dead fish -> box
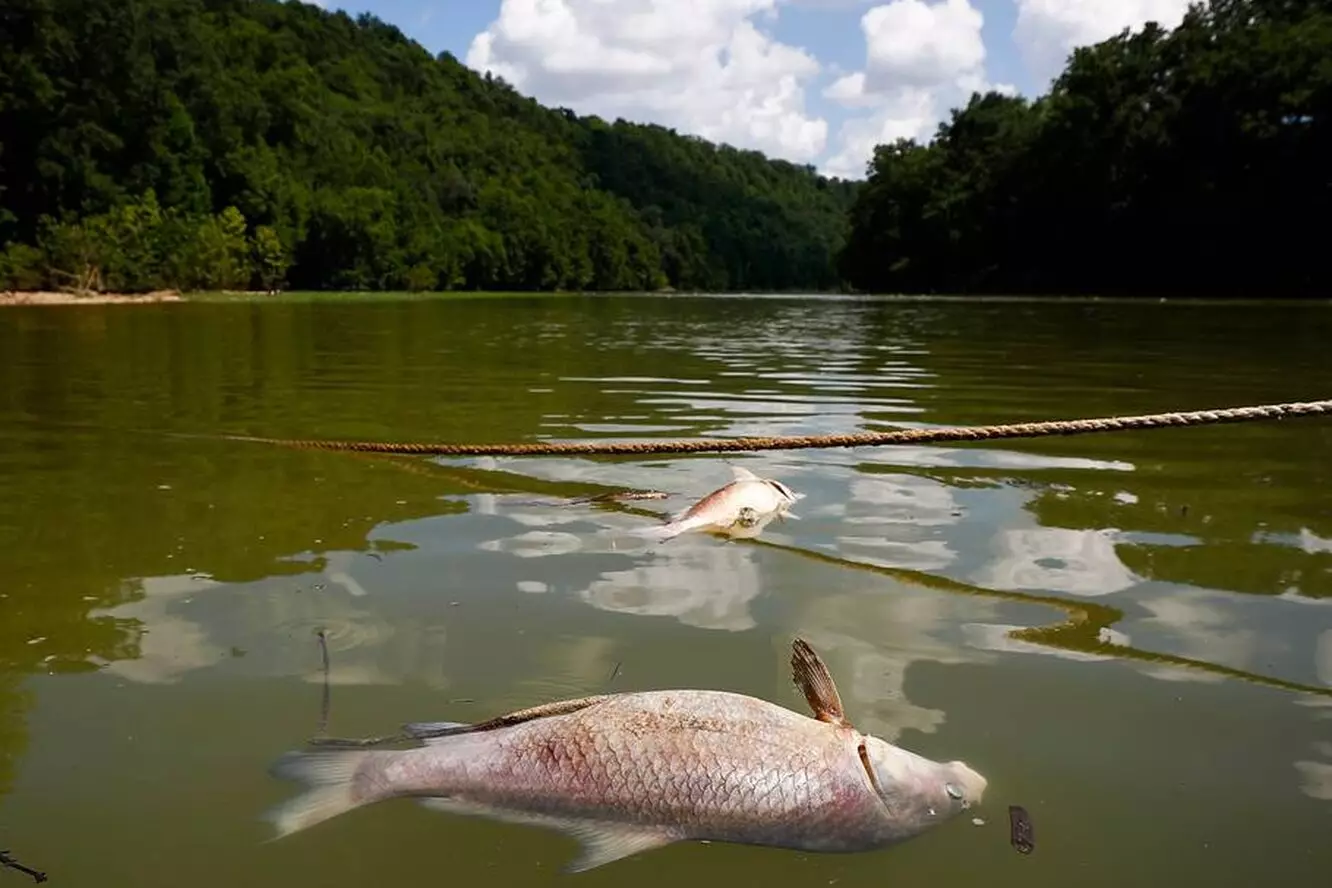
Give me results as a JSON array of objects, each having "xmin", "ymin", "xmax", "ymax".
[
  {"xmin": 638, "ymin": 465, "xmax": 803, "ymax": 543},
  {"xmin": 263, "ymin": 638, "xmax": 987, "ymax": 872}
]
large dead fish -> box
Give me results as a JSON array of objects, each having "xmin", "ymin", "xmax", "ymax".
[
  {"xmin": 637, "ymin": 464, "xmax": 803, "ymax": 543},
  {"xmin": 263, "ymin": 638, "xmax": 987, "ymax": 872}
]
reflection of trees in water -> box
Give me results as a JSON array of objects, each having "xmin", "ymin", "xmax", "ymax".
[
  {"xmin": 0, "ymin": 674, "xmax": 31, "ymax": 798},
  {"xmin": 0, "ymin": 576, "xmax": 142, "ymax": 800},
  {"xmin": 1018, "ymin": 468, "xmax": 1332, "ymax": 600}
]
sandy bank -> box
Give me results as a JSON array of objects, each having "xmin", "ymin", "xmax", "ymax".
[{"xmin": 0, "ymin": 289, "xmax": 183, "ymax": 306}]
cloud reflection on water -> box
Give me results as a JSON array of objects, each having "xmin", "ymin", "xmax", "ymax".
[
  {"xmin": 971, "ymin": 526, "xmax": 1140, "ymax": 597},
  {"xmin": 787, "ymin": 590, "xmax": 999, "ymax": 742},
  {"xmin": 577, "ymin": 542, "xmax": 764, "ymax": 632},
  {"xmin": 89, "ymin": 557, "xmax": 453, "ymax": 690}
]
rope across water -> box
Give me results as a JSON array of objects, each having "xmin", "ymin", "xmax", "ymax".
[{"xmin": 217, "ymin": 398, "xmax": 1332, "ymax": 457}]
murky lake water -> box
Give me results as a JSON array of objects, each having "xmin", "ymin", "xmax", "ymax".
[{"xmin": 1, "ymin": 294, "xmax": 1330, "ymax": 886}]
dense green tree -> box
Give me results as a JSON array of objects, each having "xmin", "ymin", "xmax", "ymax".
[
  {"xmin": 841, "ymin": 0, "xmax": 1331, "ymax": 297},
  {"xmin": 0, "ymin": 0, "xmax": 855, "ymax": 293}
]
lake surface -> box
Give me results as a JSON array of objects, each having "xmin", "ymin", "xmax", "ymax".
[{"xmin": 1, "ymin": 294, "xmax": 1330, "ymax": 887}]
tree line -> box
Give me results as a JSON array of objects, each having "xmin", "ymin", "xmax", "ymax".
[
  {"xmin": 839, "ymin": 0, "xmax": 1330, "ymax": 298},
  {"xmin": 0, "ymin": 0, "xmax": 857, "ymax": 294},
  {"xmin": 1, "ymin": 0, "xmax": 1326, "ymax": 297}
]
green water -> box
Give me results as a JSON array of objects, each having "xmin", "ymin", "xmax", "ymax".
[{"xmin": 1, "ymin": 294, "xmax": 1330, "ymax": 887}]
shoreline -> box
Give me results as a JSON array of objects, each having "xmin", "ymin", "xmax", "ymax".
[
  {"xmin": 3, "ymin": 289, "xmax": 1327, "ymax": 307},
  {"xmin": 1, "ymin": 289, "xmax": 183, "ymax": 306}
]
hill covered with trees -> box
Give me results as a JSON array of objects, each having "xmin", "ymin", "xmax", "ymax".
[
  {"xmin": 838, "ymin": 0, "xmax": 1330, "ymax": 298},
  {"xmin": 0, "ymin": 0, "xmax": 858, "ymax": 294},
  {"xmin": 2, "ymin": 0, "xmax": 1326, "ymax": 298}
]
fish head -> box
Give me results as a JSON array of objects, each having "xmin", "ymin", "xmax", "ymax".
[
  {"xmin": 722, "ymin": 507, "xmax": 781, "ymax": 539},
  {"xmin": 859, "ymin": 735, "xmax": 987, "ymax": 836},
  {"xmin": 761, "ymin": 478, "xmax": 803, "ymax": 508},
  {"xmin": 939, "ymin": 758, "xmax": 988, "ymax": 810}
]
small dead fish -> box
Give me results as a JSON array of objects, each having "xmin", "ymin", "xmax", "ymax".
[
  {"xmin": 637, "ymin": 465, "xmax": 803, "ymax": 543},
  {"xmin": 264, "ymin": 638, "xmax": 987, "ymax": 872}
]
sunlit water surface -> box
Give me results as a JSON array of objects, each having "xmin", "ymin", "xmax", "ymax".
[{"xmin": 1, "ymin": 294, "xmax": 1330, "ymax": 887}]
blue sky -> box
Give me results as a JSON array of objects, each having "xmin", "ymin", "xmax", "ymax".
[{"xmin": 305, "ymin": 0, "xmax": 1194, "ymax": 179}]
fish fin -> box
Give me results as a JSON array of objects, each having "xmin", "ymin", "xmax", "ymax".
[
  {"xmin": 563, "ymin": 822, "xmax": 679, "ymax": 872},
  {"xmin": 728, "ymin": 464, "xmax": 761, "ymax": 482},
  {"xmin": 790, "ymin": 638, "xmax": 851, "ymax": 727},
  {"xmin": 402, "ymin": 720, "xmax": 473, "ymax": 740},
  {"xmin": 327, "ymin": 570, "xmax": 369, "ymax": 597},
  {"xmin": 264, "ymin": 748, "xmax": 386, "ymax": 840},
  {"xmin": 418, "ymin": 799, "xmax": 678, "ymax": 872},
  {"xmin": 631, "ymin": 522, "xmax": 684, "ymax": 544},
  {"xmin": 474, "ymin": 696, "xmax": 611, "ymax": 729},
  {"xmin": 407, "ymin": 696, "xmax": 613, "ymax": 743}
]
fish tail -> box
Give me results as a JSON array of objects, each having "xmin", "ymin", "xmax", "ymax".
[
  {"xmin": 264, "ymin": 748, "xmax": 391, "ymax": 840},
  {"xmin": 630, "ymin": 521, "xmax": 686, "ymax": 543}
]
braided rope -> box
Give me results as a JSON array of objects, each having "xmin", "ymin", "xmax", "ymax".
[{"xmin": 214, "ymin": 398, "xmax": 1332, "ymax": 457}]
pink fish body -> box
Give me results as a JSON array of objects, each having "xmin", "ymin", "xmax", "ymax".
[
  {"xmin": 264, "ymin": 639, "xmax": 987, "ymax": 872},
  {"xmin": 642, "ymin": 465, "xmax": 803, "ymax": 542}
]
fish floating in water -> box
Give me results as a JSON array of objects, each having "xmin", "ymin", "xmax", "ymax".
[
  {"xmin": 263, "ymin": 637, "xmax": 987, "ymax": 872},
  {"xmin": 638, "ymin": 464, "xmax": 803, "ymax": 542}
]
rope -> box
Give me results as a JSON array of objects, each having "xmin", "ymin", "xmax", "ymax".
[{"xmin": 215, "ymin": 398, "xmax": 1332, "ymax": 457}]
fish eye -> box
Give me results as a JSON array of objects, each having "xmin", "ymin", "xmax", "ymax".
[{"xmin": 945, "ymin": 783, "xmax": 964, "ymax": 801}]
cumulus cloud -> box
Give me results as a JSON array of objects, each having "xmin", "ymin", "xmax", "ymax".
[
  {"xmin": 1013, "ymin": 0, "xmax": 1195, "ymax": 87},
  {"xmin": 460, "ymin": 0, "xmax": 1199, "ymax": 181},
  {"xmin": 466, "ymin": 0, "xmax": 829, "ymax": 164},
  {"xmin": 820, "ymin": 0, "xmax": 1013, "ymax": 180}
]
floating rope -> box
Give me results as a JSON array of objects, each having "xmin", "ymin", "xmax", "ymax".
[{"xmin": 215, "ymin": 398, "xmax": 1332, "ymax": 457}]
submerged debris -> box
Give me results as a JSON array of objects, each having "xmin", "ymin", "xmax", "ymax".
[
  {"xmin": 570, "ymin": 490, "xmax": 671, "ymax": 505},
  {"xmin": 0, "ymin": 850, "xmax": 48, "ymax": 883},
  {"xmin": 1008, "ymin": 805, "xmax": 1034, "ymax": 854}
]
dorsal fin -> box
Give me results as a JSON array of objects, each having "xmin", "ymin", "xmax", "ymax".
[
  {"xmin": 404, "ymin": 695, "xmax": 611, "ymax": 742},
  {"xmin": 728, "ymin": 464, "xmax": 761, "ymax": 482},
  {"xmin": 790, "ymin": 638, "xmax": 851, "ymax": 727}
]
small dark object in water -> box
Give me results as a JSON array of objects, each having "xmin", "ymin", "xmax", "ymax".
[
  {"xmin": 570, "ymin": 489, "xmax": 671, "ymax": 506},
  {"xmin": 0, "ymin": 850, "xmax": 48, "ymax": 883},
  {"xmin": 315, "ymin": 628, "xmax": 331, "ymax": 737},
  {"xmin": 1008, "ymin": 805, "xmax": 1034, "ymax": 854}
]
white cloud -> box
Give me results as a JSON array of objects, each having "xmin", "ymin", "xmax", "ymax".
[
  {"xmin": 860, "ymin": 0, "xmax": 985, "ymax": 90},
  {"xmin": 461, "ymin": 0, "xmax": 1198, "ymax": 182},
  {"xmin": 820, "ymin": 0, "xmax": 1011, "ymax": 180},
  {"xmin": 466, "ymin": 0, "xmax": 829, "ymax": 164},
  {"xmin": 1013, "ymin": 0, "xmax": 1195, "ymax": 87}
]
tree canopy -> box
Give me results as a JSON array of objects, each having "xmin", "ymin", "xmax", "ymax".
[
  {"xmin": 839, "ymin": 0, "xmax": 1331, "ymax": 298},
  {"xmin": 0, "ymin": 0, "xmax": 858, "ymax": 293},
  {"xmin": 1, "ymin": 0, "xmax": 1327, "ymax": 297}
]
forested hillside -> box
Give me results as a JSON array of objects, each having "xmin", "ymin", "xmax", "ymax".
[
  {"xmin": 839, "ymin": 0, "xmax": 1331, "ymax": 298},
  {"xmin": 0, "ymin": 0, "xmax": 857, "ymax": 294},
  {"xmin": 3, "ymin": 0, "xmax": 1325, "ymax": 298}
]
